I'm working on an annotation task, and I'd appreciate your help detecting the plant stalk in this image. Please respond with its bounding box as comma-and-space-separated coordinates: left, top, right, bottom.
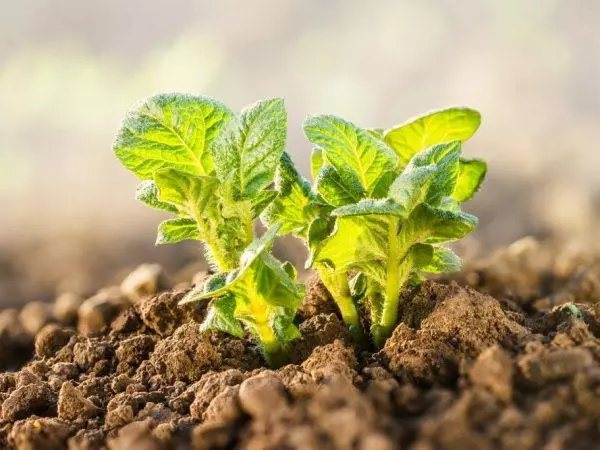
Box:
255, 320, 287, 368
319, 268, 366, 346
373, 216, 401, 348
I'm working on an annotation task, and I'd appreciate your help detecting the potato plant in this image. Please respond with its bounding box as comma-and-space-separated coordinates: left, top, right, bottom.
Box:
113, 94, 304, 366
264, 108, 486, 347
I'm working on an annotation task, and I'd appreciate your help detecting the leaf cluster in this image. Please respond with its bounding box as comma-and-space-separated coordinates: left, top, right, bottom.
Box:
114, 94, 487, 360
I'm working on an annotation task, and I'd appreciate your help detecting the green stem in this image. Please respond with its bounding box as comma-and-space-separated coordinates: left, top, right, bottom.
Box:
319, 268, 366, 346
374, 216, 401, 348
255, 320, 287, 368
194, 210, 254, 273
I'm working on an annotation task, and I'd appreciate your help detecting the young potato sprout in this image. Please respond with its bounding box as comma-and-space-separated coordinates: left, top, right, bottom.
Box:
264, 108, 486, 347
113, 94, 304, 365
114, 93, 486, 360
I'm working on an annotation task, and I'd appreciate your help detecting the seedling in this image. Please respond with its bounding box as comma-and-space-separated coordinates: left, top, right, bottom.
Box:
264, 108, 486, 347
113, 94, 304, 365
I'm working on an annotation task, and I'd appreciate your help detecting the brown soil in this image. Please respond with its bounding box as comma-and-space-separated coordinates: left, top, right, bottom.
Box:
2, 238, 600, 449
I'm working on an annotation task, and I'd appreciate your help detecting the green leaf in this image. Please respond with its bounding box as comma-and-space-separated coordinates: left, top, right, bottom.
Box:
383, 107, 481, 166
349, 272, 367, 298
439, 197, 462, 212
306, 216, 335, 268
315, 166, 366, 207
453, 158, 487, 202
304, 114, 398, 194
261, 153, 318, 237
211, 98, 287, 199
369, 170, 397, 199
154, 168, 219, 215
333, 198, 405, 217
250, 190, 278, 218
180, 224, 304, 355
271, 313, 301, 342
405, 204, 478, 244
156, 218, 200, 245
407, 141, 462, 205
310, 148, 324, 181
135, 180, 178, 213
312, 214, 391, 285
201, 272, 229, 294
409, 243, 434, 267
388, 165, 437, 214
282, 261, 298, 280
419, 246, 462, 273
367, 128, 385, 139
114, 93, 233, 178
201, 295, 245, 338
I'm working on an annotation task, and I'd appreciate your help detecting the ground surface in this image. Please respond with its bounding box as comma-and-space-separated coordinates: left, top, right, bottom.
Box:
1, 238, 600, 449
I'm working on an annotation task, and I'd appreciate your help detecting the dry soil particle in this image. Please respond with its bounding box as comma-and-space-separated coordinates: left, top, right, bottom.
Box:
1, 383, 56, 421
148, 322, 221, 383
136, 289, 204, 337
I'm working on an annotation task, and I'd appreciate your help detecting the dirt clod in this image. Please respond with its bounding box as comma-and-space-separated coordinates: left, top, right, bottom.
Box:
34, 324, 75, 358
1, 383, 55, 421
78, 288, 127, 335
468, 345, 514, 401
137, 290, 203, 337
238, 373, 288, 418
58, 381, 102, 421
149, 322, 221, 383
120, 263, 170, 303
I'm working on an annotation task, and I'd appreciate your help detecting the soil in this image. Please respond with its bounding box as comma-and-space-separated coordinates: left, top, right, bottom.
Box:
2, 237, 600, 449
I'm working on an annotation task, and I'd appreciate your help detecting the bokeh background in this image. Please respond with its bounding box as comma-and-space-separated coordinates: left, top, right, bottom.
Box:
1, 0, 599, 307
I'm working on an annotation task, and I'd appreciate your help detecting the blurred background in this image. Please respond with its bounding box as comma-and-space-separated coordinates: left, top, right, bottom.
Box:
1, 0, 599, 307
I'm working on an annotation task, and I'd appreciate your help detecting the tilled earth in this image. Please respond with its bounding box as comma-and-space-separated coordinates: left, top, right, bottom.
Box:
1, 239, 600, 449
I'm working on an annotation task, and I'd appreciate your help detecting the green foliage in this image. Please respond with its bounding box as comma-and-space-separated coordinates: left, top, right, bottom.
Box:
114, 93, 301, 366
180, 224, 304, 367
114, 95, 487, 358
383, 107, 481, 168
114, 94, 286, 272
268, 107, 486, 348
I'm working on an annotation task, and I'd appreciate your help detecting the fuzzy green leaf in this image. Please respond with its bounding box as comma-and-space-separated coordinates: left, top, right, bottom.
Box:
315, 166, 366, 207
407, 141, 462, 205
135, 180, 178, 213
250, 190, 278, 218
304, 115, 397, 194
333, 198, 405, 217
181, 224, 304, 353
201, 295, 245, 338
349, 272, 367, 298
261, 153, 318, 237
453, 158, 487, 202
153, 169, 219, 215
312, 214, 391, 285
406, 204, 478, 244
419, 246, 462, 273
114, 93, 233, 178
310, 148, 325, 181
306, 216, 335, 268
387, 165, 437, 214
156, 218, 200, 245
369, 170, 397, 199
384, 107, 481, 166
271, 313, 301, 342
439, 197, 462, 212
211, 98, 287, 200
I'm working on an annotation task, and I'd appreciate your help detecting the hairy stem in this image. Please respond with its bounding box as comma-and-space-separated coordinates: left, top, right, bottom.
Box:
373, 216, 401, 348
255, 320, 287, 368
319, 268, 366, 346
